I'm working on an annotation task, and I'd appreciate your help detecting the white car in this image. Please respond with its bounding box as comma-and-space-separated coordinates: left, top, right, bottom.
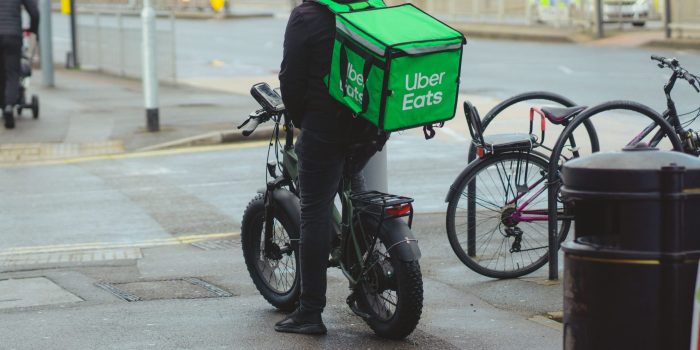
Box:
602, 0, 652, 26
535, 0, 653, 27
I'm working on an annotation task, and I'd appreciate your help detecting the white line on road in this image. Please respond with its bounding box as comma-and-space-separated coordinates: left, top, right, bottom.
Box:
558, 65, 574, 75
440, 126, 469, 143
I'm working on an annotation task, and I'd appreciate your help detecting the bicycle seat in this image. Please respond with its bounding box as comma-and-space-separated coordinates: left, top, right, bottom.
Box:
541, 106, 587, 124
464, 101, 535, 156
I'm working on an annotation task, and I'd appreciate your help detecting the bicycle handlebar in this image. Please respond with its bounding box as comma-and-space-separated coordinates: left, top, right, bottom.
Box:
651, 55, 678, 68
652, 55, 700, 93
238, 109, 270, 137
242, 117, 262, 137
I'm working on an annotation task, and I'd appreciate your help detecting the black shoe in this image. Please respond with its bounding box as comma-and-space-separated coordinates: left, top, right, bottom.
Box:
274, 309, 327, 335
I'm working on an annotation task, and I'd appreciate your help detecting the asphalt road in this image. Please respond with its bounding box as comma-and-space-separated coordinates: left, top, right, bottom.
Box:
49, 14, 700, 113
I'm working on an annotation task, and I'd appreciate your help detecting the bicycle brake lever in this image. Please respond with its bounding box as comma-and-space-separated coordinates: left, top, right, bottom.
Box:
237, 118, 251, 129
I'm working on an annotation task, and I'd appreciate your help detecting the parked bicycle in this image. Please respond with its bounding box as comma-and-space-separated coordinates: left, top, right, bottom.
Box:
239, 83, 423, 339
551, 55, 699, 159
444, 99, 598, 278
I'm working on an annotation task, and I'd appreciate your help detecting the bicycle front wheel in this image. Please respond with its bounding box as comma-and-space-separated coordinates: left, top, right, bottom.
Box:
446, 152, 571, 279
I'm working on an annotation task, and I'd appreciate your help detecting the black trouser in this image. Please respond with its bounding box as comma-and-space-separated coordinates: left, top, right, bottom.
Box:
295, 114, 378, 313
0, 35, 22, 111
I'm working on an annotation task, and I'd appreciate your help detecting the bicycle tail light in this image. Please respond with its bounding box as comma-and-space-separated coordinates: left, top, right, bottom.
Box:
476, 146, 486, 158
386, 203, 412, 217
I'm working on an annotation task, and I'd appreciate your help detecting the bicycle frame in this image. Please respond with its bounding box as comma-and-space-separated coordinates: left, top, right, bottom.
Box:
627, 66, 695, 153
264, 114, 385, 290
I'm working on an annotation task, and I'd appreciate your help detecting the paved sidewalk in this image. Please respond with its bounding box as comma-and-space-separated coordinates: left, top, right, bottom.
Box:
0, 69, 257, 162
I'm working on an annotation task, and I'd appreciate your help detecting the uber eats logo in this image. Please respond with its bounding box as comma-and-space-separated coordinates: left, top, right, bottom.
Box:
403, 72, 445, 111
342, 63, 448, 111
343, 63, 365, 104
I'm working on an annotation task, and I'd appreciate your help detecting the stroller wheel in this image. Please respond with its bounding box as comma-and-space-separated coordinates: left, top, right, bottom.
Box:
31, 95, 39, 119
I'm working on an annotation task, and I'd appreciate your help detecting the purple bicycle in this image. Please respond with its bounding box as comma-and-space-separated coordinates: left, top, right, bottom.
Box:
444, 100, 593, 278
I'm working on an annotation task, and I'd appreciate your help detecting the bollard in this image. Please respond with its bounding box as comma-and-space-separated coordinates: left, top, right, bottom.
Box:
142, 0, 160, 132
39, 0, 54, 87
362, 147, 388, 193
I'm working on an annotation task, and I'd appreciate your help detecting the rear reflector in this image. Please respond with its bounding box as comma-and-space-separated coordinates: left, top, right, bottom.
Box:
385, 203, 412, 217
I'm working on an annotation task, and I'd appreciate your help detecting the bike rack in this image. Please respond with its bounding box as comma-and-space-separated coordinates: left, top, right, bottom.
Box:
350, 191, 415, 229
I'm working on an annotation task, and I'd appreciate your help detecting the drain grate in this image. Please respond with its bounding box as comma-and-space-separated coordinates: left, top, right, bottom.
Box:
190, 239, 239, 251
96, 277, 233, 302
95, 281, 142, 302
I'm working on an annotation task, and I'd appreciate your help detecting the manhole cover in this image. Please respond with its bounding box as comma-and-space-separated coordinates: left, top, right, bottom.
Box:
96, 277, 232, 302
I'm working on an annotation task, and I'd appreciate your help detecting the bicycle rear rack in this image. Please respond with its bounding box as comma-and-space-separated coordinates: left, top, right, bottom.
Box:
349, 191, 415, 228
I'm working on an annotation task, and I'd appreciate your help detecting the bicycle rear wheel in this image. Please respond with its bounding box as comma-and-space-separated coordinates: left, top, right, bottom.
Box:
446, 152, 571, 279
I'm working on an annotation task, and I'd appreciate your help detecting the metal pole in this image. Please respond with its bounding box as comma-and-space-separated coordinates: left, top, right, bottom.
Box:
664, 0, 672, 39
525, 0, 532, 24
69, 0, 78, 68
363, 148, 388, 193
118, 11, 125, 76
595, 0, 604, 39
95, 11, 101, 72
39, 0, 54, 87
142, 0, 160, 132
170, 11, 177, 83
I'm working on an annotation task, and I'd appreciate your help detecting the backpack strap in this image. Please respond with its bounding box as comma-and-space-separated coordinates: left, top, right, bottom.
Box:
423, 122, 445, 140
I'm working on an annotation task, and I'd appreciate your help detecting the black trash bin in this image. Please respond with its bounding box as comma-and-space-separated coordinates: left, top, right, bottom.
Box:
560, 145, 700, 350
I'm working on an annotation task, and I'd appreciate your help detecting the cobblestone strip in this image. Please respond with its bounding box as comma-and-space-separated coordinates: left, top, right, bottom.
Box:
0, 141, 125, 164
0, 248, 142, 267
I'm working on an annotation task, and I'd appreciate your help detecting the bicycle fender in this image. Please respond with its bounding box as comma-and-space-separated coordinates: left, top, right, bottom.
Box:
378, 218, 421, 262
270, 189, 301, 241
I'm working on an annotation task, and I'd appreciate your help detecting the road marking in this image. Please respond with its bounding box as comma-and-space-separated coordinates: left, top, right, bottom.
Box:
440, 126, 470, 143
558, 65, 574, 75
0, 141, 269, 168
0, 232, 240, 256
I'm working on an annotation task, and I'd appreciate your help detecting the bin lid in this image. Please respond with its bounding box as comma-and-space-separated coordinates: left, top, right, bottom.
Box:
337, 4, 465, 57
561, 145, 700, 193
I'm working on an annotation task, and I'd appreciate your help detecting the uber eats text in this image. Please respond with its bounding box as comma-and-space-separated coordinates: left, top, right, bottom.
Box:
343, 63, 447, 112
344, 63, 365, 104
403, 72, 445, 111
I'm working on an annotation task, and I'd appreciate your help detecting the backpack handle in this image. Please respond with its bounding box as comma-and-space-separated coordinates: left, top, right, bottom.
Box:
309, 0, 375, 13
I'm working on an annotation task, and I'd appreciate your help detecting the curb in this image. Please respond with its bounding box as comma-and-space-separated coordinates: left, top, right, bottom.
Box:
643, 38, 700, 50
137, 126, 277, 152
452, 24, 579, 44
52, 8, 274, 20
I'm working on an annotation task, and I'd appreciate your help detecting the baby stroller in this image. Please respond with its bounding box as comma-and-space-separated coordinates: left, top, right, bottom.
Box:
16, 31, 39, 119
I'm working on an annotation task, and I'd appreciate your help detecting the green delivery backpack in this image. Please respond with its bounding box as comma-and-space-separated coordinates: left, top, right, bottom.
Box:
312, 0, 466, 133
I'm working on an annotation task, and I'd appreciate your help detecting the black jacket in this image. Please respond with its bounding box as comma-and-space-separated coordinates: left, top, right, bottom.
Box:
0, 0, 39, 37
279, 0, 352, 130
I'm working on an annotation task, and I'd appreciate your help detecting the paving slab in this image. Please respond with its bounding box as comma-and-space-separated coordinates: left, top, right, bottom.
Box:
0, 277, 83, 309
